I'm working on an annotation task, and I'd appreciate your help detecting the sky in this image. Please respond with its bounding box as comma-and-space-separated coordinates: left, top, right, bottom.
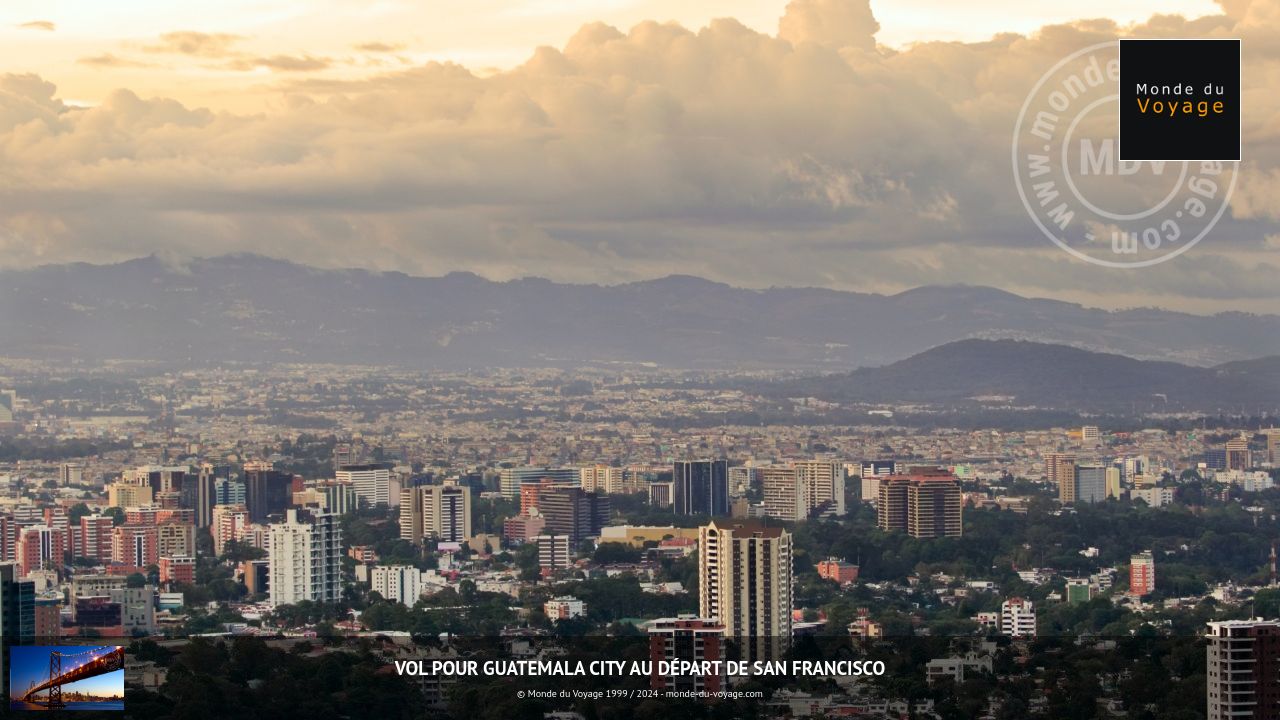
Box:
8, 647, 123, 701
1, 0, 1278, 314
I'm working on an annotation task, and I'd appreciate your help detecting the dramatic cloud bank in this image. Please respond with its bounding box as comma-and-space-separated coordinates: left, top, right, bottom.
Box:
1, 0, 1279, 311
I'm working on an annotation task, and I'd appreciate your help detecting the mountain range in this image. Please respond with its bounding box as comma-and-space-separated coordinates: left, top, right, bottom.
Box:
1, 254, 1278, 370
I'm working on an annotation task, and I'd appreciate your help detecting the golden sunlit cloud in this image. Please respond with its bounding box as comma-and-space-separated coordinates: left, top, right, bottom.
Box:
354, 42, 406, 53
143, 31, 244, 58
0, 0, 1276, 314
17, 20, 55, 31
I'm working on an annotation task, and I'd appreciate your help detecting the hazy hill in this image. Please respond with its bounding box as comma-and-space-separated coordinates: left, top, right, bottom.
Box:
775, 339, 1280, 413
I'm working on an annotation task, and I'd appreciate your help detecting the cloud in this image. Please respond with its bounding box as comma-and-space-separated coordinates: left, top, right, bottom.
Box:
18, 21, 55, 32
144, 31, 243, 58
226, 55, 332, 72
354, 42, 405, 53
1, 0, 1280, 313
778, 0, 879, 50
77, 54, 158, 69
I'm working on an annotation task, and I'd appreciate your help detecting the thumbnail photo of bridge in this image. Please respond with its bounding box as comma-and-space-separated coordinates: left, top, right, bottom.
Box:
9, 646, 124, 711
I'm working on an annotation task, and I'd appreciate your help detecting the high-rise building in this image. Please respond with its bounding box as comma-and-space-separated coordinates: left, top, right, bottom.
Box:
129, 465, 190, 497
107, 482, 154, 508
579, 465, 624, 494
1206, 620, 1280, 720
698, 520, 792, 662
0, 562, 35, 640
244, 461, 295, 522
1045, 453, 1077, 503
0, 562, 35, 692
59, 463, 84, 487
159, 555, 195, 585
794, 461, 846, 517
674, 460, 729, 516
211, 504, 252, 556
294, 480, 356, 516
111, 524, 158, 569
371, 565, 424, 606
648, 481, 674, 508
647, 616, 726, 694
1000, 597, 1036, 637
268, 509, 343, 606
859, 460, 896, 504
78, 515, 114, 564
1074, 464, 1108, 504
728, 466, 761, 498
17, 526, 64, 577
400, 481, 473, 544
499, 467, 580, 500
540, 487, 610, 544
1266, 430, 1280, 465
1081, 425, 1101, 445
157, 522, 195, 559
1105, 467, 1123, 499
876, 470, 963, 538
503, 515, 546, 545
195, 463, 234, 529
760, 466, 808, 521
1130, 551, 1155, 597
761, 462, 846, 520
536, 534, 572, 576
1226, 436, 1251, 472
215, 478, 247, 506
338, 463, 395, 508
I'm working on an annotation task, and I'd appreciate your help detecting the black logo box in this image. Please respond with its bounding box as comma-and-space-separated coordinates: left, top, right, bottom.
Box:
1119, 38, 1241, 161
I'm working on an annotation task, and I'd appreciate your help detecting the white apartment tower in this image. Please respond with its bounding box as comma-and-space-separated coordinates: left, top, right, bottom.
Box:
698, 520, 793, 662
268, 509, 343, 606
371, 565, 424, 606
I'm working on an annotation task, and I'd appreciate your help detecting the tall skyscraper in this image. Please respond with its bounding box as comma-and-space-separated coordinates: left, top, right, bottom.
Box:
0, 562, 35, 695
195, 463, 237, 528
674, 460, 729, 516
1206, 620, 1280, 720
1130, 551, 1155, 597
1045, 453, 1078, 503
539, 487, 610, 544
698, 520, 793, 662
268, 509, 343, 606
244, 461, 294, 522
877, 470, 963, 538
